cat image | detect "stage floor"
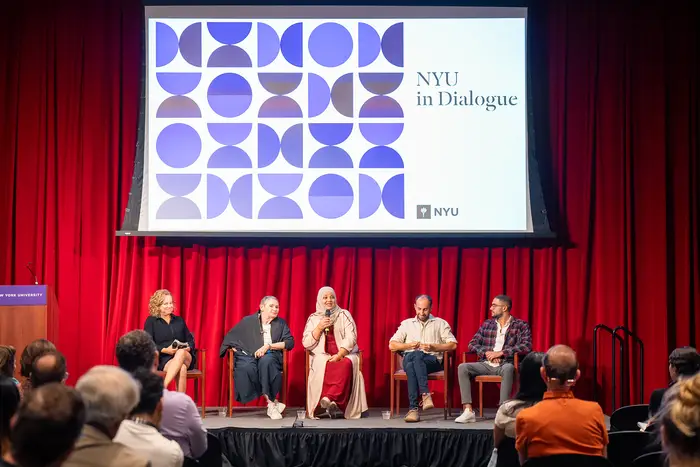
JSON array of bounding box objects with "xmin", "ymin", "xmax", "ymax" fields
[
  {"xmin": 203, "ymin": 407, "xmax": 610, "ymax": 467},
  {"xmin": 202, "ymin": 406, "xmax": 499, "ymax": 430}
]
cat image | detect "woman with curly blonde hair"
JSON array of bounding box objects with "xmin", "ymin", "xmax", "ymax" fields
[
  {"xmin": 660, "ymin": 373, "xmax": 700, "ymax": 466},
  {"xmin": 143, "ymin": 289, "xmax": 196, "ymax": 392}
]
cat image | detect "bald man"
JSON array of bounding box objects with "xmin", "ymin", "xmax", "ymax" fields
[
  {"xmin": 515, "ymin": 345, "xmax": 608, "ymax": 463},
  {"xmin": 30, "ymin": 351, "xmax": 67, "ymax": 388}
]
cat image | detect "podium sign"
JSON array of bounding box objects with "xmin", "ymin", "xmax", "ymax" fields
[
  {"xmin": 0, "ymin": 285, "xmax": 59, "ymax": 380},
  {"xmin": 0, "ymin": 285, "xmax": 48, "ymax": 306}
]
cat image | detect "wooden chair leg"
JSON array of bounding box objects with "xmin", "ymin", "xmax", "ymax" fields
[
  {"xmin": 200, "ymin": 376, "xmax": 206, "ymax": 418},
  {"xmin": 443, "ymin": 380, "xmax": 448, "ymax": 420},
  {"xmin": 390, "ymin": 377, "xmax": 395, "ymax": 416},
  {"xmin": 478, "ymin": 381, "xmax": 484, "ymax": 418},
  {"xmin": 396, "ymin": 381, "xmax": 400, "ymax": 415},
  {"xmin": 228, "ymin": 370, "xmax": 233, "ymax": 417}
]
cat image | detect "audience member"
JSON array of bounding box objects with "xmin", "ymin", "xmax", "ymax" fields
[
  {"xmin": 114, "ymin": 368, "xmax": 184, "ymax": 467},
  {"xmin": 8, "ymin": 383, "xmax": 86, "ymax": 467},
  {"xmin": 649, "ymin": 347, "xmax": 700, "ymax": 418},
  {"xmin": 492, "ymin": 352, "xmax": 546, "ymax": 467},
  {"xmin": 116, "ymin": 330, "xmax": 207, "ymax": 459},
  {"xmin": 0, "ymin": 347, "xmax": 18, "ymax": 386},
  {"xmin": 660, "ymin": 373, "xmax": 700, "ymax": 467},
  {"xmin": 515, "ymin": 345, "xmax": 608, "ymax": 464},
  {"xmin": 0, "ymin": 376, "xmax": 21, "ymax": 464},
  {"xmin": 29, "ymin": 351, "xmax": 67, "ymax": 388},
  {"xmin": 63, "ymin": 365, "xmax": 149, "ymax": 467},
  {"xmin": 19, "ymin": 339, "xmax": 56, "ymax": 394}
]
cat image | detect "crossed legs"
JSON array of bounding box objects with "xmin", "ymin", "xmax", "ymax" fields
[{"xmin": 163, "ymin": 349, "xmax": 192, "ymax": 392}]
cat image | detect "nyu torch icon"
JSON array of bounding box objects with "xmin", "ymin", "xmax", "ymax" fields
[{"xmin": 416, "ymin": 205, "xmax": 431, "ymax": 219}]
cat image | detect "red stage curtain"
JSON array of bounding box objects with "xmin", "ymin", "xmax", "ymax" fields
[{"xmin": 0, "ymin": 0, "xmax": 697, "ymax": 413}]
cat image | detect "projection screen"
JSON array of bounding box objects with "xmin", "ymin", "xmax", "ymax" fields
[{"xmin": 118, "ymin": 5, "xmax": 552, "ymax": 237}]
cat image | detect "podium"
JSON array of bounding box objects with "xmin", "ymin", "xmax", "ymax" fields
[{"xmin": 0, "ymin": 285, "xmax": 59, "ymax": 380}]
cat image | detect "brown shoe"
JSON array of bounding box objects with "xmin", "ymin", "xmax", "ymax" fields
[
  {"xmin": 404, "ymin": 409, "xmax": 420, "ymax": 423},
  {"xmin": 421, "ymin": 393, "xmax": 434, "ymax": 410}
]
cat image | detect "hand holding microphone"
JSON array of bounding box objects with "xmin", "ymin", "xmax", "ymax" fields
[{"xmin": 317, "ymin": 310, "xmax": 332, "ymax": 334}]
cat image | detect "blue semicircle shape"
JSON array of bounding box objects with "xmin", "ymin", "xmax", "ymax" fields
[
  {"xmin": 309, "ymin": 147, "xmax": 353, "ymax": 168},
  {"xmin": 259, "ymin": 197, "xmax": 303, "ymax": 219},
  {"xmin": 208, "ymin": 146, "xmax": 252, "ymax": 168},
  {"xmin": 359, "ymin": 146, "xmax": 404, "ymax": 168},
  {"xmin": 359, "ymin": 174, "xmax": 382, "ymax": 218}
]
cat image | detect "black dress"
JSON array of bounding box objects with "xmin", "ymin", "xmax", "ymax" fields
[{"xmin": 144, "ymin": 314, "xmax": 197, "ymax": 371}]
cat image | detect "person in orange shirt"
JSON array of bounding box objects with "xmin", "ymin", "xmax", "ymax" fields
[{"xmin": 515, "ymin": 345, "xmax": 608, "ymax": 464}]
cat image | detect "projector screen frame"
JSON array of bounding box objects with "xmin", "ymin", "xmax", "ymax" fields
[{"xmin": 118, "ymin": 4, "xmax": 554, "ymax": 239}]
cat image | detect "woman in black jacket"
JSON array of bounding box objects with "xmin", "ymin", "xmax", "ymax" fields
[{"xmin": 144, "ymin": 289, "xmax": 196, "ymax": 392}]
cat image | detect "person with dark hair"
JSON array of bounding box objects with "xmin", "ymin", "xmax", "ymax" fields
[
  {"xmin": 114, "ymin": 368, "xmax": 183, "ymax": 467},
  {"xmin": 6, "ymin": 383, "xmax": 85, "ymax": 467},
  {"xmin": 456, "ymin": 294, "xmax": 532, "ymax": 423},
  {"xmin": 0, "ymin": 376, "xmax": 21, "ymax": 464},
  {"xmin": 515, "ymin": 345, "xmax": 608, "ymax": 464},
  {"xmin": 389, "ymin": 294, "xmax": 458, "ymax": 422},
  {"xmin": 492, "ymin": 352, "xmax": 547, "ymax": 467},
  {"xmin": 19, "ymin": 339, "xmax": 56, "ymax": 394},
  {"xmin": 649, "ymin": 346, "xmax": 700, "ymax": 418},
  {"xmin": 660, "ymin": 373, "xmax": 700, "ymax": 466},
  {"xmin": 116, "ymin": 330, "xmax": 207, "ymax": 459},
  {"xmin": 116, "ymin": 330, "xmax": 158, "ymax": 373},
  {"xmin": 0, "ymin": 346, "xmax": 18, "ymax": 385},
  {"xmin": 29, "ymin": 351, "xmax": 67, "ymax": 388}
]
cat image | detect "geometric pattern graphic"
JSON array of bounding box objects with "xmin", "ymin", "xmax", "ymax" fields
[{"xmin": 151, "ymin": 20, "xmax": 405, "ymax": 223}]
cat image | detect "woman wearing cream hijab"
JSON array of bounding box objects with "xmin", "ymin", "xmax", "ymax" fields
[{"xmin": 302, "ymin": 286, "xmax": 368, "ymax": 419}]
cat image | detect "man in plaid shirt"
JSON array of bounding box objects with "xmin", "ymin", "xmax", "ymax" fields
[{"xmin": 455, "ymin": 294, "xmax": 532, "ymax": 423}]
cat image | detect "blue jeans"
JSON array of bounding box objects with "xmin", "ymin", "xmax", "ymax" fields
[{"xmin": 402, "ymin": 351, "xmax": 442, "ymax": 409}]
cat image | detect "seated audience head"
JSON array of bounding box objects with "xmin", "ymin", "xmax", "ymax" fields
[
  {"xmin": 30, "ymin": 350, "xmax": 67, "ymax": 388},
  {"xmin": 259, "ymin": 295, "xmax": 280, "ymax": 321},
  {"xmin": 129, "ymin": 368, "xmax": 165, "ymax": 427},
  {"xmin": 0, "ymin": 345, "xmax": 16, "ymax": 378},
  {"xmin": 75, "ymin": 365, "xmax": 139, "ymax": 438},
  {"xmin": 515, "ymin": 352, "xmax": 548, "ymax": 400},
  {"xmin": 116, "ymin": 329, "xmax": 158, "ymax": 373},
  {"xmin": 10, "ymin": 382, "xmax": 86, "ymax": 467},
  {"xmin": 668, "ymin": 346, "xmax": 700, "ymax": 382},
  {"xmin": 20, "ymin": 339, "xmax": 56, "ymax": 378},
  {"xmin": 149, "ymin": 289, "xmax": 174, "ymax": 319},
  {"xmin": 414, "ymin": 294, "xmax": 432, "ymax": 321},
  {"xmin": 660, "ymin": 373, "xmax": 700, "ymax": 465},
  {"xmin": 491, "ymin": 295, "xmax": 512, "ymax": 320},
  {"xmin": 542, "ymin": 345, "xmax": 580, "ymax": 390},
  {"xmin": 0, "ymin": 376, "xmax": 21, "ymax": 455}
]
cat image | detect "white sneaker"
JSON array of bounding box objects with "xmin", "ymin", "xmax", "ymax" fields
[
  {"xmin": 267, "ymin": 402, "xmax": 283, "ymax": 420},
  {"xmin": 455, "ymin": 409, "xmax": 476, "ymax": 423},
  {"xmin": 275, "ymin": 401, "xmax": 286, "ymax": 414}
]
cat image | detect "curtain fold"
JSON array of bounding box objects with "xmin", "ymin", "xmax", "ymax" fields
[{"xmin": 0, "ymin": 0, "xmax": 698, "ymax": 413}]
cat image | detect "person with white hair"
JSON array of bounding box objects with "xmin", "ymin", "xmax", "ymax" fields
[
  {"xmin": 62, "ymin": 365, "xmax": 150, "ymax": 467},
  {"xmin": 219, "ymin": 295, "xmax": 295, "ymax": 420}
]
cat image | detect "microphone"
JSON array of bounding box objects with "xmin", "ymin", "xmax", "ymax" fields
[
  {"xmin": 26, "ymin": 262, "xmax": 38, "ymax": 285},
  {"xmin": 324, "ymin": 309, "xmax": 331, "ymax": 334}
]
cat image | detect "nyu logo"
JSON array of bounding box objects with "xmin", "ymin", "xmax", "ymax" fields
[{"xmin": 416, "ymin": 205, "xmax": 459, "ymax": 219}]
